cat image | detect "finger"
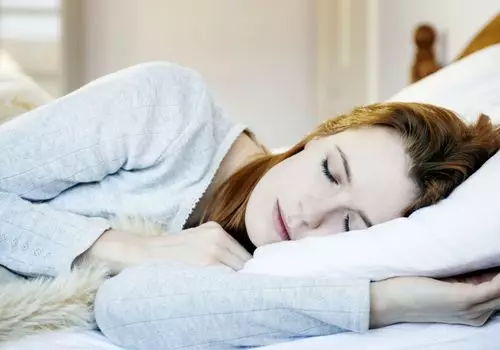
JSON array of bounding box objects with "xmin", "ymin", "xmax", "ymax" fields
[
  {"xmin": 205, "ymin": 223, "xmax": 253, "ymax": 261},
  {"xmin": 219, "ymin": 232, "xmax": 253, "ymax": 262},
  {"xmin": 215, "ymin": 248, "xmax": 246, "ymax": 271}
]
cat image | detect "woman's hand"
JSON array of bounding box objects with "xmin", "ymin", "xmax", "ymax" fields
[
  {"xmin": 78, "ymin": 221, "xmax": 252, "ymax": 274},
  {"xmin": 370, "ymin": 273, "xmax": 500, "ymax": 329},
  {"xmin": 138, "ymin": 221, "xmax": 253, "ymax": 271}
]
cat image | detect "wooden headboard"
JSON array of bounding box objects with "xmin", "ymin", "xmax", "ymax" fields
[{"xmin": 412, "ymin": 14, "xmax": 500, "ymax": 83}]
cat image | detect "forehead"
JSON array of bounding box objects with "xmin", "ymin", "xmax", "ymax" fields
[{"xmin": 318, "ymin": 127, "xmax": 417, "ymax": 223}]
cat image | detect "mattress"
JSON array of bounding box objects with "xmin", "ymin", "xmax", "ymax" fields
[{"xmin": 2, "ymin": 316, "xmax": 499, "ymax": 350}]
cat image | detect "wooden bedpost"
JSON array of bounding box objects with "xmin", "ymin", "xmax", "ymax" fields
[{"xmin": 411, "ymin": 24, "xmax": 441, "ymax": 83}]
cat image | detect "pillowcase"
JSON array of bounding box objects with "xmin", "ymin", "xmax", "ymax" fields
[{"xmin": 241, "ymin": 44, "xmax": 500, "ymax": 280}]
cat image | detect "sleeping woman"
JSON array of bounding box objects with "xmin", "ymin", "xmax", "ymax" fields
[{"xmin": 1, "ymin": 62, "xmax": 500, "ymax": 349}]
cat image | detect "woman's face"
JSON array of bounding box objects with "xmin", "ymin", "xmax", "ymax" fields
[{"xmin": 245, "ymin": 127, "xmax": 418, "ymax": 247}]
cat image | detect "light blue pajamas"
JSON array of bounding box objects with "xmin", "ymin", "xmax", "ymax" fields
[{"xmin": 0, "ymin": 62, "xmax": 370, "ymax": 349}]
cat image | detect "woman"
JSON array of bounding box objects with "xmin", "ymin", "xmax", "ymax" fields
[{"xmin": 1, "ymin": 62, "xmax": 500, "ymax": 349}]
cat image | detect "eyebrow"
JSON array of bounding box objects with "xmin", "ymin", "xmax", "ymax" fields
[
  {"xmin": 336, "ymin": 146, "xmax": 373, "ymax": 228},
  {"xmin": 356, "ymin": 209, "xmax": 373, "ymax": 228},
  {"xmin": 336, "ymin": 146, "xmax": 351, "ymax": 183}
]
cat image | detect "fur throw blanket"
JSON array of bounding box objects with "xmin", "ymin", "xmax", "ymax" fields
[
  {"xmin": 0, "ymin": 217, "xmax": 165, "ymax": 344},
  {"xmin": 0, "ymin": 63, "xmax": 128, "ymax": 344}
]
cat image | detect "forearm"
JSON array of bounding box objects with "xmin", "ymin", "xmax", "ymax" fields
[
  {"xmin": 0, "ymin": 193, "xmax": 110, "ymax": 277},
  {"xmin": 74, "ymin": 228, "xmax": 145, "ymax": 276},
  {"xmin": 0, "ymin": 62, "xmax": 199, "ymax": 277},
  {"xmin": 95, "ymin": 262, "xmax": 370, "ymax": 349}
]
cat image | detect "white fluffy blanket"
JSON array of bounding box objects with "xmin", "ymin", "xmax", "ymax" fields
[{"xmin": 0, "ymin": 217, "xmax": 163, "ymax": 343}]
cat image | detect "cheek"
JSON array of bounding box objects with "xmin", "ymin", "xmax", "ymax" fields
[
  {"xmin": 249, "ymin": 165, "xmax": 282, "ymax": 206},
  {"xmin": 245, "ymin": 165, "xmax": 282, "ymax": 244},
  {"xmin": 353, "ymin": 178, "xmax": 416, "ymax": 224},
  {"xmin": 245, "ymin": 159, "xmax": 303, "ymax": 244},
  {"xmin": 245, "ymin": 154, "xmax": 322, "ymax": 245}
]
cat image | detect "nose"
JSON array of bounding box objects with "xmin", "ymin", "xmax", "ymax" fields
[
  {"xmin": 288, "ymin": 195, "xmax": 335, "ymax": 231},
  {"xmin": 301, "ymin": 199, "xmax": 324, "ymax": 229}
]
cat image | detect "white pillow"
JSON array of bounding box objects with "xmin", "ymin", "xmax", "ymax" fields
[{"xmin": 242, "ymin": 44, "xmax": 500, "ymax": 280}]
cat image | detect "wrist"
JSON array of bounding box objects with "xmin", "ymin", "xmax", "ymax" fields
[
  {"xmin": 369, "ymin": 280, "xmax": 400, "ymax": 328},
  {"xmin": 77, "ymin": 228, "xmax": 142, "ymax": 275}
]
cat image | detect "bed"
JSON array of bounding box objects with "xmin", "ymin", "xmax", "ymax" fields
[
  {"xmin": 2, "ymin": 11, "xmax": 500, "ymax": 350},
  {"xmin": 2, "ymin": 316, "xmax": 499, "ymax": 350}
]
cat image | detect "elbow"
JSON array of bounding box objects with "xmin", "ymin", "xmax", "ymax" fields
[
  {"xmin": 94, "ymin": 264, "xmax": 201, "ymax": 349},
  {"xmin": 94, "ymin": 273, "xmax": 130, "ymax": 347},
  {"xmin": 94, "ymin": 269, "xmax": 159, "ymax": 349}
]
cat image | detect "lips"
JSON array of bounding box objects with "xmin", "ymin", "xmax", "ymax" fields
[{"xmin": 274, "ymin": 200, "xmax": 291, "ymax": 241}]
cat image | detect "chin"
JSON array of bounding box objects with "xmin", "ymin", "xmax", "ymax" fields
[
  {"xmin": 246, "ymin": 230, "xmax": 263, "ymax": 247},
  {"xmin": 245, "ymin": 212, "xmax": 267, "ymax": 247},
  {"xmin": 246, "ymin": 228, "xmax": 271, "ymax": 248}
]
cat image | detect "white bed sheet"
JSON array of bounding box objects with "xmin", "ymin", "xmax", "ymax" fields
[
  {"xmin": 261, "ymin": 315, "xmax": 500, "ymax": 350},
  {"xmin": 0, "ymin": 331, "xmax": 122, "ymax": 350},
  {"xmin": 2, "ymin": 316, "xmax": 499, "ymax": 350}
]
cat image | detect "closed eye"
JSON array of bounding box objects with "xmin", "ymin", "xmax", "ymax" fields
[
  {"xmin": 322, "ymin": 157, "xmax": 338, "ymax": 184},
  {"xmin": 343, "ymin": 214, "xmax": 350, "ymax": 232}
]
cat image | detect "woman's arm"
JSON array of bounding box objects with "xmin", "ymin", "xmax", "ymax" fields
[
  {"xmin": 79, "ymin": 221, "xmax": 254, "ymax": 276},
  {"xmin": 95, "ymin": 263, "xmax": 500, "ymax": 350},
  {"xmin": 95, "ymin": 263, "xmax": 370, "ymax": 350},
  {"xmin": 0, "ymin": 62, "xmax": 211, "ymax": 277}
]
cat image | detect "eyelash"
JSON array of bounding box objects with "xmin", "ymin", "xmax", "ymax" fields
[
  {"xmin": 344, "ymin": 214, "xmax": 350, "ymax": 232},
  {"xmin": 321, "ymin": 157, "xmax": 338, "ymax": 184},
  {"xmin": 322, "ymin": 157, "xmax": 350, "ymax": 231}
]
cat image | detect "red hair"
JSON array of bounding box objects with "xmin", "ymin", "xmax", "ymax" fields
[{"xmin": 202, "ymin": 102, "xmax": 500, "ymax": 252}]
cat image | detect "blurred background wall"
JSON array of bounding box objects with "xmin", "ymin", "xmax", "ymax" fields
[
  {"xmin": 1, "ymin": 0, "xmax": 499, "ymax": 147},
  {"xmin": 73, "ymin": 0, "xmax": 317, "ymax": 148}
]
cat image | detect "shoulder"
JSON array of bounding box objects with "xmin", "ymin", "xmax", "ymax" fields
[
  {"xmin": 109, "ymin": 62, "xmax": 206, "ymax": 95},
  {"xmin": 82, "ymin": 62, "xmax": 208, "ymax": 109}
]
